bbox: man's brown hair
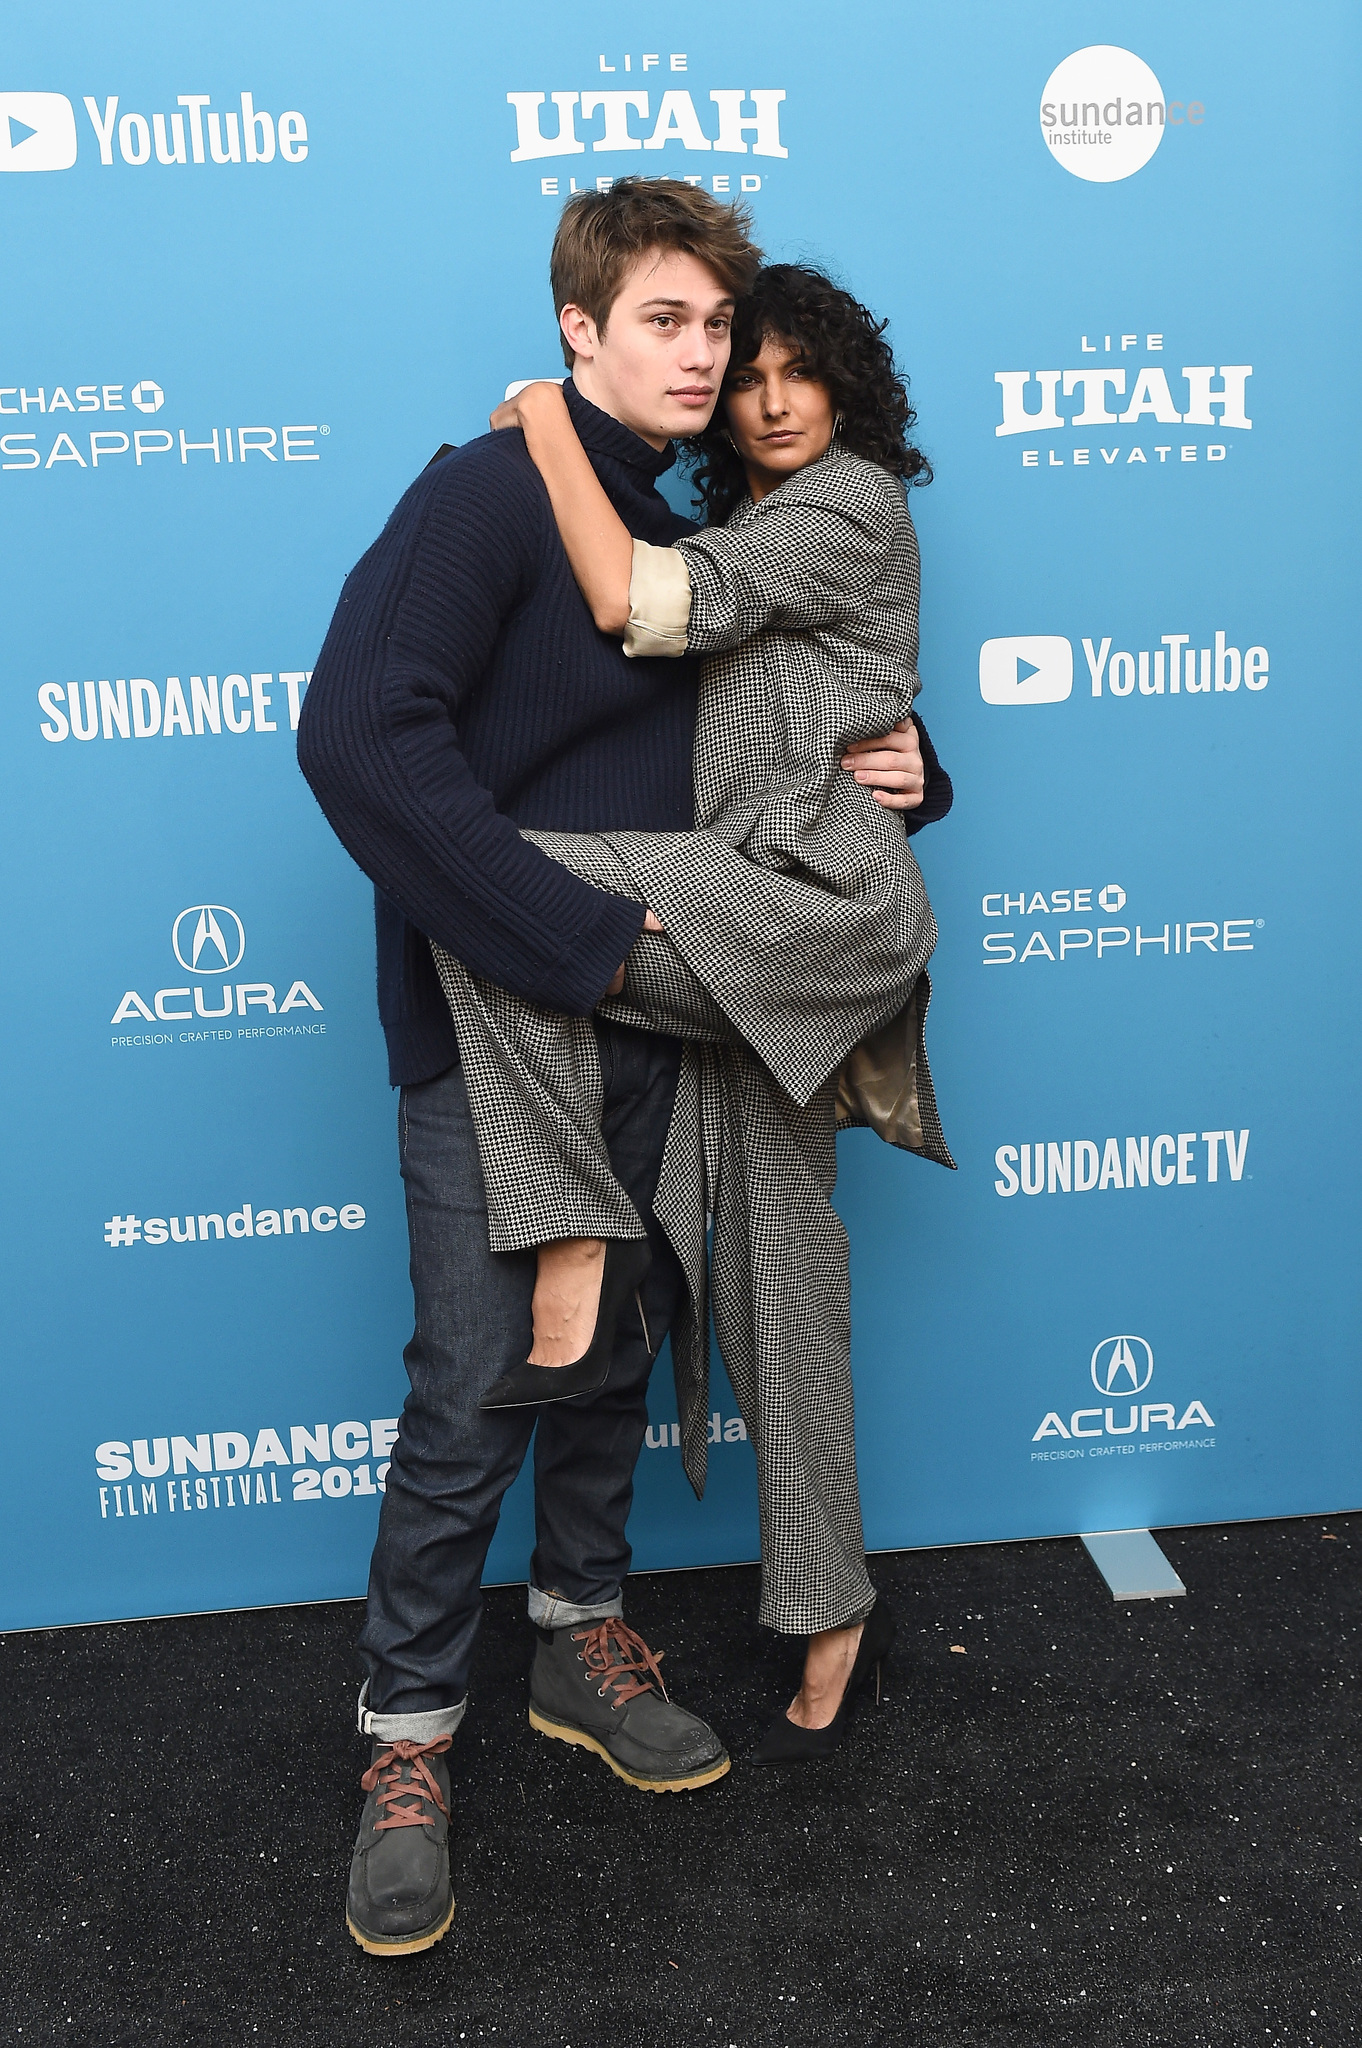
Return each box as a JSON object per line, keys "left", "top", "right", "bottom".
{"left": 550, "top": 176, "right": 762, "bottom": 367}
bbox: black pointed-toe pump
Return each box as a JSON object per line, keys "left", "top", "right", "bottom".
{"left": 477, "top": 1237, "right": 653, "bottom": 1411}
{"left": 750, "top": 1598, "right": 897, "bottom": 1764}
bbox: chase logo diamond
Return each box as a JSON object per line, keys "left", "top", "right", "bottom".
{"left": 0, "top": 92, "right": 78, "bottom": 172}
{"left": 979, "top": 635, "right": 1074, "bottom": 706}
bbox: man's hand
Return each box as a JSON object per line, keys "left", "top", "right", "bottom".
{"left": 841, "top": 717, "right": 925, "bottom": 810}
{"left": 603, "top": 912, "right": 663, "bottom": 999}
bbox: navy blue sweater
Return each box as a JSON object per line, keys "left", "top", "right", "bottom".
{"left": 298, "top": 381, "right": 952, "bottom": 1086}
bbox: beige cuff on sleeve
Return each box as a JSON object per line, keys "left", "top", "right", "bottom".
{"left": 622, "top": 539, "right": 691, "bottom": 659}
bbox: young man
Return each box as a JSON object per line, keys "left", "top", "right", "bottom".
{"left": 298, "top": 179, "right": 951, "bottom": 1956}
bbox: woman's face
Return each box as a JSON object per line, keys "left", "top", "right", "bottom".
{"left": 722, "top": 335, "right": 836, "bottom": 500}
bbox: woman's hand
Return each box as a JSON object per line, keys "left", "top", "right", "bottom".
{"left": 489, "top": 380, "right": 567, "bottom": 435}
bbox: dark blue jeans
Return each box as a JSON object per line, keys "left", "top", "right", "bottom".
{"left": 357, "top": 1020, "right": 685, "bottom": 1735}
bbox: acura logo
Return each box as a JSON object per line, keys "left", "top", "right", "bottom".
{"left": 172, "top": 904, "right": 245, "bottom": 974}
{"left": 1091, "top": 1334, "right": 1154, "bottom": 1395}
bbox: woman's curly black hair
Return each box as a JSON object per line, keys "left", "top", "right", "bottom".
{"left": 685, "top": 263, "right": 931, "bottom": 525}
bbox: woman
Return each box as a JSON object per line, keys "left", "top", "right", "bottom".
{"left": 434, "top": 264, "right": 952, "bottom": 1760}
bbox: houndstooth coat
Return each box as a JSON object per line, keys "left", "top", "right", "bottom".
{"left": 433, "top": 450, "right": 952, "bottom": 1636}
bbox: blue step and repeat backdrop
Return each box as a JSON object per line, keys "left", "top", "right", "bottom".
{"left": 3, "top": 2, "right": 1358, "bottom": 1629}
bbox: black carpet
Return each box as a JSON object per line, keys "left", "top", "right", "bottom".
{"left": 3, "top": 1515, "right": 1359, "bottom": 2048}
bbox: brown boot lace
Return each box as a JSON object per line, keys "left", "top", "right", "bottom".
{"left": 573, "top": 1620, "right": 670, "bottom": 1709}
{"left": 360, "top": 1736, "right": 452, "bottom": 1831}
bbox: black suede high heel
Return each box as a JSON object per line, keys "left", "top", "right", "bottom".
{"left": 750, "top": 1598, "right": 897, "bottom": 1764}
{"left": 477, "top": 1238, "right": 653, "bottom": 1411}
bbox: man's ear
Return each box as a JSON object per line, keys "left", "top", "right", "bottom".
{"left": 560, "top": 303, "right": 598, "bottom": 361}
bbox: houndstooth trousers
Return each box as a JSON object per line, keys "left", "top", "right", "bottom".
{"left": 433, "top": 452, "right": 950, "bottom": 1635}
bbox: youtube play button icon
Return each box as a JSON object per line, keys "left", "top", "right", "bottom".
{"left": 978, "top": 635, "right": 1074, "bottom": 705}
{"left": 0, "top": 92, "right": 78, "bottom": 172}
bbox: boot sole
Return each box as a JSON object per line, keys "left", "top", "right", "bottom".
{"left": 528, "top": 1706, "right": 730, "bottom": 1791}
{"left": 346, "top": 1892, "right": 455, "bottom": 1957}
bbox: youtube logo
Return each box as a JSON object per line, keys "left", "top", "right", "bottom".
{"left": 0, "top": 92, "right": 78, "bottom": 171}
{"left": 978, "top": 636, "right": 1074, "bottom": 706}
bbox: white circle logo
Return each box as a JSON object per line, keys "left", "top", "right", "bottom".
{"left": 131, "top": 379, "right": 164, "bottom": 413}
{"left": 1091, "top": 1335, "right": 1154, "bottom": 1396}
{"left": 1098, "top": 884, "right": 1126, "bottom": 913}
{"left": 1040, "top": 46, "right": 1166, "bottom": 183}
{"left": 172, "top": 905, "right": 245, "bottom": 974}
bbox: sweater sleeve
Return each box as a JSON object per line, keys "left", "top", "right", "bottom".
{"left": 904, "top": 711, "right": 953, "bottom": 836}
{"left": 298, "top": 446, "right": 645, "bottom": 1014}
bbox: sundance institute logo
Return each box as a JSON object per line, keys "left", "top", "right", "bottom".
{"left": 1039, "top": 46, "right": 1203, "bottom": 184}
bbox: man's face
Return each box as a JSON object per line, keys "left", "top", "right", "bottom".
{"left": 562, "top": 248, "right": 734, "bottom": 449}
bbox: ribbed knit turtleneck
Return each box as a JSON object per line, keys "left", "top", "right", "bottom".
{"left": 298, "top": 381, "right": 700, "bottom": 1085}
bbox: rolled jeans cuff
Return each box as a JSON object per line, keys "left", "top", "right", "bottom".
{"left": 527, "top": 1585, "right": 623, "bottom": 1632}
{"left": 357, "top": 1679, "right": 467, "bottom": 1742}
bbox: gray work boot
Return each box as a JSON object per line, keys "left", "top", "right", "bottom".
{"left": 346, "top": 1737, "right": 455, "bottom": 1955}
{"left": 529, "top": 1618, "right": 730, "bottom": 1792}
